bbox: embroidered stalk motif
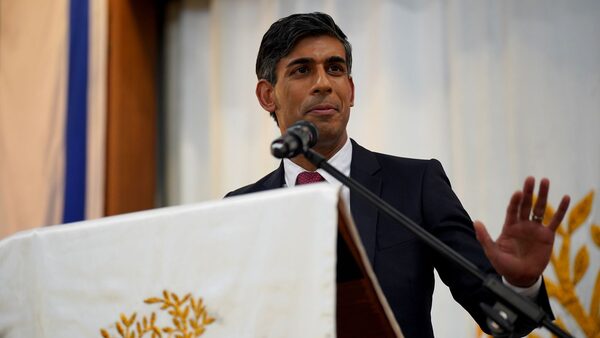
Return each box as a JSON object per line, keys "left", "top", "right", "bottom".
{"left": 100, "top": 290, "right": 215, "bottom": 338}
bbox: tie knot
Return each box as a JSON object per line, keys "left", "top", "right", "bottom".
{"left": 295, "top": 171, "right": 326, "bottom": 185}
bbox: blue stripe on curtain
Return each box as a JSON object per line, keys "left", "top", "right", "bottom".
{"left": 63, "top": 0, "right": 89, "bottom": 223}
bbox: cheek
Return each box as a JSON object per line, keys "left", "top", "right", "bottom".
{"left": 278, "top": 92, "right": 303, "bottom": 117}
{"left": 274, "top": 87, "right": 293, "bottom": 110}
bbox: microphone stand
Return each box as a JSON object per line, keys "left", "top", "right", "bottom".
{"left": 302, "top": 148, "right": 573, "bottom": 338}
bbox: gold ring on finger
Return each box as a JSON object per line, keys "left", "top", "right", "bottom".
{"left": 531, "top": 214, "right": 544, "bottom": 223}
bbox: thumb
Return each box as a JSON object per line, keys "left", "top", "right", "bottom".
{"left": 473, "top": 220, "right": 495, "bottom": 259}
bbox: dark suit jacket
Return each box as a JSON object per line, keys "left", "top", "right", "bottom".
{"left": 226, "top": 139, "right": 552, "bottom": 338}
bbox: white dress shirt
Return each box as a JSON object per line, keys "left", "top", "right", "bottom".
{"left": 283, "top": 136, "right": 352, "bottom": 212}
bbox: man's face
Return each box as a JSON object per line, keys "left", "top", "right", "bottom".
{"left": 257, "top": 35, "right": 355, "bottom": 154}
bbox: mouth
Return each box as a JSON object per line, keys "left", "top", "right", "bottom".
{"left": 304, "top": 103, "right": 338, "bottom": 116}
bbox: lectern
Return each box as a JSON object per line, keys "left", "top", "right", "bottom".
{"left": 0, "top": 185, "right": 402, "bottom": 337}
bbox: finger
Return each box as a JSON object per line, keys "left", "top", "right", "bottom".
{"left": 519, "top": 177, "right": 535, "bottom": 221}
{"left": 547, "top": 195, "right": 571, "bottom": 231}
{"left": 505, "top": 191, "right": 522, "bottom": 227}
{"left": 473, "top": 221, "right": 496, "bottom": 261}
{"left": 532, "top": 178, "right": 549, "bottom": 221}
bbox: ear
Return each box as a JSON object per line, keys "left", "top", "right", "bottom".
{"left": 256, "top": 79, "right": 277, "bottom": 113}
{"left": 349, "top": 76, "right": 355, "bottom": 107}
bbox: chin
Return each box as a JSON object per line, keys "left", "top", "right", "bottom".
{"left": 318, "top": 132, "right": 343, "bottom": 146}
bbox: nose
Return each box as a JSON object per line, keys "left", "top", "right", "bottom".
{"left": 311, "top": 66, "right": 332, "bottom": 95}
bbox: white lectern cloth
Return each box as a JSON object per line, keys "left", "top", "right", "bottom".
{"left": 0, "top": 184, "right": 339, "bottom": 338}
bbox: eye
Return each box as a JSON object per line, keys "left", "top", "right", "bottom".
{"left": 292, "top": 65, "right": 309, "bottom": 75}
{"left": 328, "top": 63, "right": 346, "bottom": 74}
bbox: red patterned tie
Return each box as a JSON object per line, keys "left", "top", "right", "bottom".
{"left": 295, "top": 171, "right": 326, "bottom": 185}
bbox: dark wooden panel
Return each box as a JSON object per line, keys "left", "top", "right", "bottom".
{"left": 105, "top": 0, "right": 157, "bottom": 215}
{"left": 336, "top": 210, "right": 402, "bottom": 337}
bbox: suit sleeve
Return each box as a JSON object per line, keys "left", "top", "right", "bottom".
{"left": 421, "top": 159, "right": 552, "bottom": 335}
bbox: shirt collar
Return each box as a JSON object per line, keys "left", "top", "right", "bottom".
{"left": 283, "top": 136, "right": 352, "bottom": 187}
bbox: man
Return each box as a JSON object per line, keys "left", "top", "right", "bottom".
{"left": 226, "top": 12, "right": 570, "bottom": 338}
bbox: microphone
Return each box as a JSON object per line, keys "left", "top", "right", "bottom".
{"left": 271, "top": 120, "right": 319, "bottom": 158}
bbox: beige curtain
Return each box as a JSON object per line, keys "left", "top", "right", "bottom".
{"left": 0, "top": 0, "right": 107, "bottom": 238}
{"left": 0, "top": 0, "right": 68, "bottom": 236}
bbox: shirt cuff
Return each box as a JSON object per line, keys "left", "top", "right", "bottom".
{"left": 502, "top": 276, "right": 542, "bottom": 299}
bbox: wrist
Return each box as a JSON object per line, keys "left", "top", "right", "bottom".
{"left": 502, "top": 276, "right": 542, "bottom": 299}
{"left": 504, "top": 275, "right": 540, "bottom": 289}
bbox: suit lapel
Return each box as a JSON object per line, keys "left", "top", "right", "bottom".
{"left": 261, "top": 161, "right": 286, "bottom": 190}
{"left": 349, "top": 140, "right": 381, "bottom": 264}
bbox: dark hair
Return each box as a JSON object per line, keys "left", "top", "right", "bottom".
{"left": 256, "top": 12, "right": 353, "bottom": 123}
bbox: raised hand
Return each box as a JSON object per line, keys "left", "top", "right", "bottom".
{"left": 473, "top": 177, "right": 570, "bottom": 287}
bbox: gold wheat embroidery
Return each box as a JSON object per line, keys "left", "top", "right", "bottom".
{"left": 100, "top": 291, "right": 215, "bottom": 338}
{"left": 477, "top": 190, "right": 599, "bottom": 338}
{"left": 545, "top": 190, "right": 599, "bottom": 337}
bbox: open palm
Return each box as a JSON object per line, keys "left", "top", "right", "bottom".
{"left": 474, "top": 177, "right": 570, "bottom": 287}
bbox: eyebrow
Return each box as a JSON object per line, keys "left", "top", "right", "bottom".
{"left": 327, "top": 56, "right": 347, "bottom": 65}
{"left": 285, "top": 56, "right": 347, "bottom": 69}
{"left": 285, "top": 57, "right": 312, "bottom": 69}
